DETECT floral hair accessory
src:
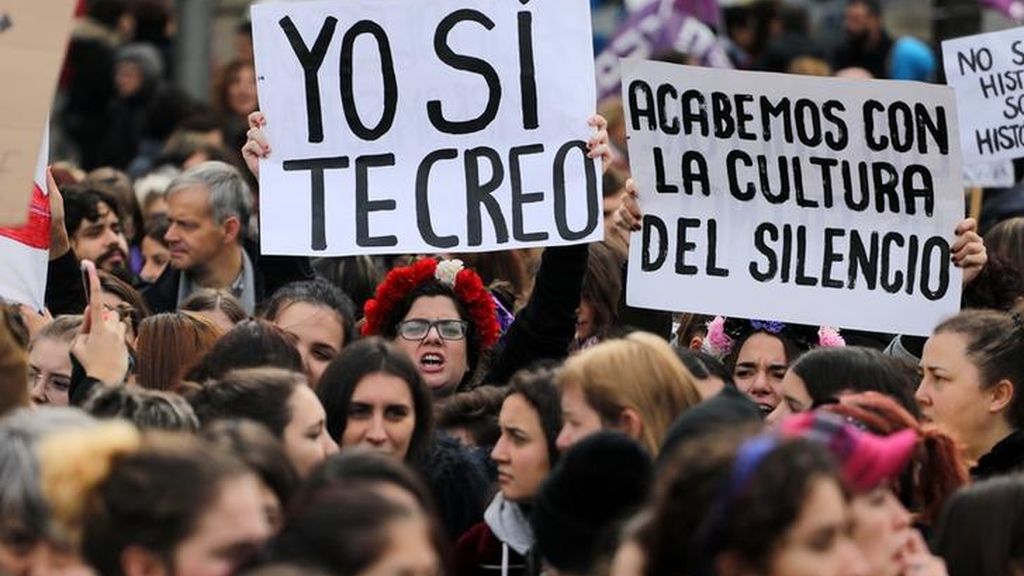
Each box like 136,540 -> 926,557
435,259 -> 463,287
702,316 -> 845,359
362,257 -> 500,350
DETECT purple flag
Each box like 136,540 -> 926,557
596,0 -> 732,102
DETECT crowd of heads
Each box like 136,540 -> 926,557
4,1 -> 1024,576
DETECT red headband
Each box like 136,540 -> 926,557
362,258 -> 500,350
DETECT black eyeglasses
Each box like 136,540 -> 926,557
397,319 -> 469,341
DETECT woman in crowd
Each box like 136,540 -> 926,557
556,331 -> 701,455
985,216 -> 1024,274
703,316 -> 845,415
916,309 -> 1024,478
932,474 -> 1024,576
97,271 -> 150,341
572,241 -> 623,352
268,486 -> 443,576
187,367 -> 338,477
181,288 -> 248,333
213,59 -> 259,152
139,216 -> 171,284
361,257 -> 503,396
300,450 -> 438,518
135,310 -> 221,391
779,412 -> 950,576
83,383 -> 199,432
642,433 -> 868,576
28,316 -> 82,406
318,337 -> 433,463
201,419 -> 300,533
260,279 -> 356,389
674,348 -> 732,399
436,385 -> 506,449
765,346 -> 920,423
186,319 -> 304,382
819,391 -> 968,528
318,337 -> 489,541
454,367 -> 563,576
39,422 -> 273,576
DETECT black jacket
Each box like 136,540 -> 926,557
142,241 -> 314,314
483,243 -> 588,387
971,430 -> 1024,481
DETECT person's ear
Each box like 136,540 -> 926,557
121,545 -> 169,576
989,379 -> 1015,415
221,216 -> 241,243
616,408 -> 644,441
689,336 -> 704,351
715,551 -> 758,576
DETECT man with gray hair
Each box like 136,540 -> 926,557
143,161 -> 312,313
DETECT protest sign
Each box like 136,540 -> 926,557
963,159 -> 1015,187
0,1 -> 75,226
252,0 -> 602,256
943,28 -> 1024,164
622,59 -> 964,336
0,132 -> 50,310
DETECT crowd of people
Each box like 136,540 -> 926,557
3,0 -> 1024,575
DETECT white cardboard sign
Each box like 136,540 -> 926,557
252,0 -> 602,256
622,59 -> 964,336
943,28 -> 1024,165
963,159 -> 1015,187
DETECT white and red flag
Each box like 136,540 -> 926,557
0,133 -> 50,310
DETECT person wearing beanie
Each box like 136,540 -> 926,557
532,432 -> 652,576
657,385 -> 763,468
454,366 -> 562,576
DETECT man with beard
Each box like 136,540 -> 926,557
142,161 -> 312,314
832,0 -> 893,79
62,185 -> 131,276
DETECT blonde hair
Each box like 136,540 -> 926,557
557,332 -> 701,455
37,424 -> 249,575
39,421 -> 141,548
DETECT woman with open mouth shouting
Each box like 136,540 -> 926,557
702,316 -> 846,416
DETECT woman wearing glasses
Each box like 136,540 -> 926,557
28,316 -> 83,406
361,257 -> 501,397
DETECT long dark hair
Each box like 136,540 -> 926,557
185,319 -> 303,383
790,346 -> 920,416
187,368 -> 304,437
269,486 -> 434,575
506,364 -> 563,465
260,279 -> 357,348
317,338 -> 434,464
644,434 -> 840,576
933,475 -> 1024,576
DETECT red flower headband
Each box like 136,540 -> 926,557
362,258 -> 501,350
